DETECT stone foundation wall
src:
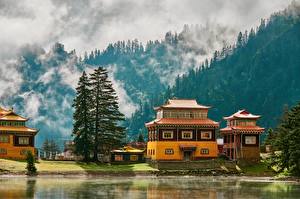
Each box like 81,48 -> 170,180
148,159 -> 236,170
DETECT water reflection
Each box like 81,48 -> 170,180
0,177 -> 299,199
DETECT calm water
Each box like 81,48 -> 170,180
0,176 -> 299,199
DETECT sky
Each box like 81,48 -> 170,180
0,0 -> 293,59
0,0 -> 296,132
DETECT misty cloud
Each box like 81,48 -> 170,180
0,0 -> 296,143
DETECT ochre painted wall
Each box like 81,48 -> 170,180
147,141 -> 218,161
0,135 -> 35,159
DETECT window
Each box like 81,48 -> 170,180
201,148 -> 209,154
130,155 -> 138,161
188,112 -> 193,118
0,148 -> 7,154
201,131 -> 212,140
182,131 -> 193,139
245,136 -> 257,145
0,135 -> 9,143
18,137 -> 29,145
162,131 -> 173,139
20,149 -> 31,156
115,155 -> 123,161
165,148 -> 174,155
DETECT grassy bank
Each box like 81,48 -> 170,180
0,159 -> 157,175
0,158 -> 283,177
238,161 -> 276,177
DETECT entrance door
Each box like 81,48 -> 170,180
184,151 -> 191,161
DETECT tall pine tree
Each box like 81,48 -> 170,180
89,67 -> 125,161
273,102 -> 300,175
72,71 -> 93,162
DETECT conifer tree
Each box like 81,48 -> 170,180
138,133 -> 145,143
72,71 -> 93,162
42,139 -> 50,157
89,67 -> 125,161
26,151 -> 37,176
273,102 -> 300,175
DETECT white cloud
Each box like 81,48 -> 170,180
37,68 -> 56,84
107,65 -> 138,117
0,59 -> 23,99
57,55 -> 82,89
0,0 -> 293,59
19,91 -> 42,120
0,0 -> 294,97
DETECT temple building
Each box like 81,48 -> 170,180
0,107 -> 38,159
220,110 -> 264,162
146,99 -> 219,161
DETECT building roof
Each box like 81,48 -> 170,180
0,112 -> 28,121
155,99 -> 210,110
0,107 -> 10,115
220,126 -> 264,134
223,109 -> 261,120
111,146 -> 145,153
0,107 -> 28,121
145,118 -> 219,127
0,126 -> 38,134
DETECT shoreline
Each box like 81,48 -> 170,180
1,170 -> 299,182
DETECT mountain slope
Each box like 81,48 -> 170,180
128,8 -> 300,140
2,25 -> 230,147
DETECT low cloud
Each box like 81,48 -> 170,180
19,91 -> 42,120
107,65 -> 138,117
0,59 -> 23,99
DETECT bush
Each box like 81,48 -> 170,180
217,153 -> 229,160
26,151 -> 37,175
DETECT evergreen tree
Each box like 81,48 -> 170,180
137,133 -> 145,143
273,102 -> 300,175
236,32 -> 243,48
264,128 -> 276,146
42,139 -> 60,159
49,139 -> 60,154
72,71 -> 93,162
42,139 -> 50,157
26,151 -> 37,175
89,67 -> 125,161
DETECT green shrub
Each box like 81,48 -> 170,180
26,151 -> 37,175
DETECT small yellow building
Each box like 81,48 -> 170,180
146,99 -> 219,161
0,107 -> 38,159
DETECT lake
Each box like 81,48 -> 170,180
0,176 -> 299,199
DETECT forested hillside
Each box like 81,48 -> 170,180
83,24 -> 232,106
5,3 -> 300,145
7,24 -> 227,146
127,6 -> 300,140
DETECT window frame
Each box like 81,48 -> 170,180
18,137 -> 30,145
244,135 -> 257,145
0,135 -> 9,143
200,131 -> 212,140
200,131 -> 213,140
200,148 -> 209,155
20,149 -> 31,156
114,155 -> 123,161
165,148 -> 174,155
162,131 -> 174,139
181,131 -> 193,139
0,148 -> 7,154
130,155 -> 138,161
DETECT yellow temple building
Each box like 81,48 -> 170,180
146,99 -> 219,161
0,107 -> 38,159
